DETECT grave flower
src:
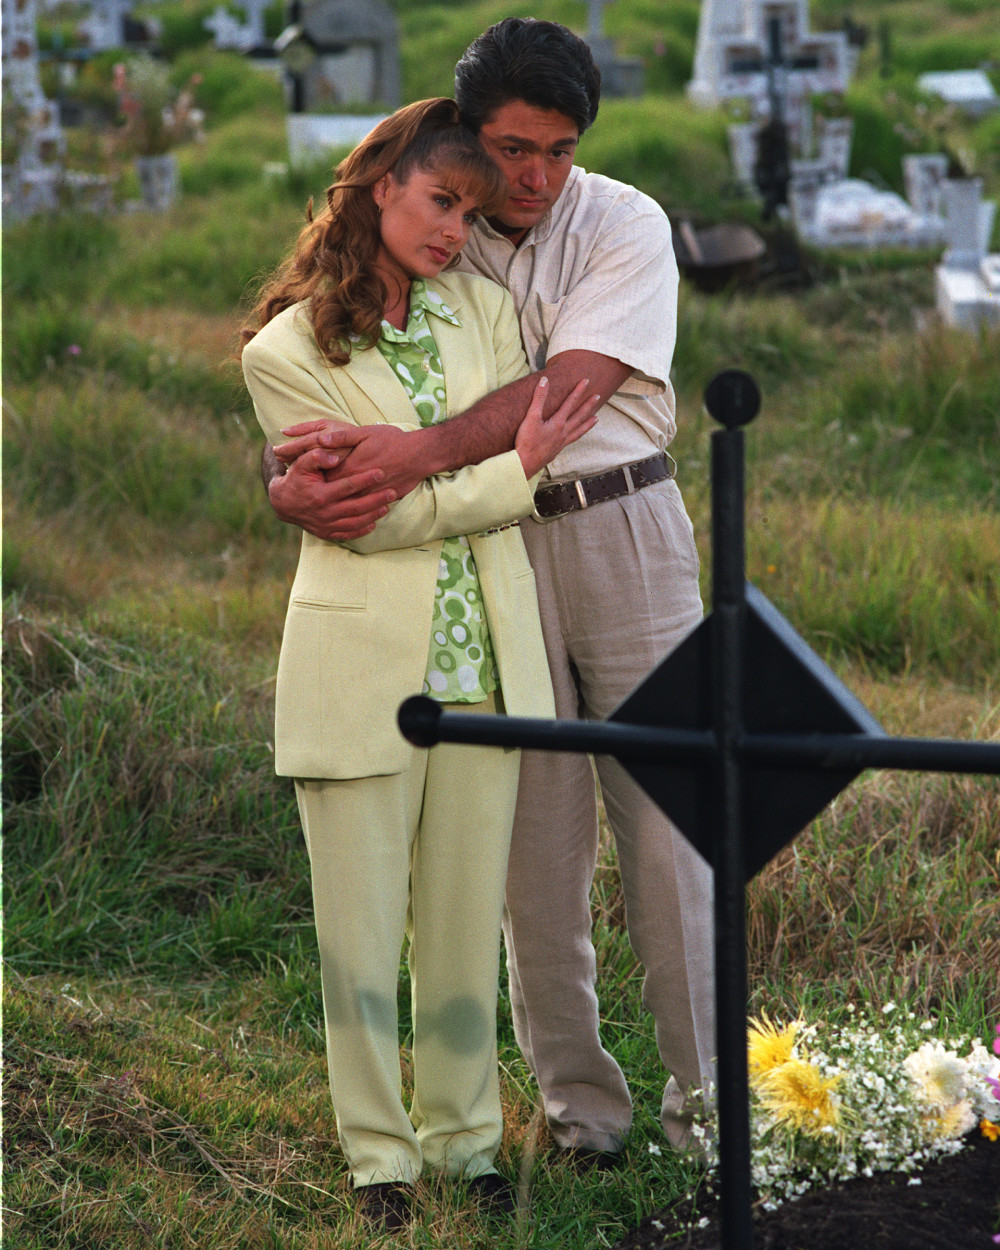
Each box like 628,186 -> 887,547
748,1014 -> 798,1077
693,1008 -> 1000,1208
756,1058 -> 842,1136
113,56 -> 203,158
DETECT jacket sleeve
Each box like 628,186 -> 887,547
243,337 -> 536,554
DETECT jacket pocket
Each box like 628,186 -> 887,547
289,551 -> 368,610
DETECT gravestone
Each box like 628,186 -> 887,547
277,0 -> 400,113
78,0 -> 133,52
688,0 -> 854,209
918,69 -> 999,119
934,177 -> 1000,329
584,0 -> 644,99
688,0 -> 850,136
276,0 -> 399,167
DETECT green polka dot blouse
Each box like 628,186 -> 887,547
376,281 -> 499,704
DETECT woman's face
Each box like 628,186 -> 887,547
372,165 -> 481,287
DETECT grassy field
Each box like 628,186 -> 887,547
4,1 -> 1000,1246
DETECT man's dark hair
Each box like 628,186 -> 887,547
455,18 -> 601,135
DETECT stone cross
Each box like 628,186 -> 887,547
204,0 -> 268,52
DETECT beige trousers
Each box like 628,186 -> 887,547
506,478 -> 716,1152
295,692 -> 520,1187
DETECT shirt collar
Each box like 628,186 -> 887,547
379,279 -> 461,342
474,166 -> 580,250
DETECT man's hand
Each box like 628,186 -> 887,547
274,420 -> 437,500
268,445 -> 397,543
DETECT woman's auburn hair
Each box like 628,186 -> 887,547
244,98 -> 507,367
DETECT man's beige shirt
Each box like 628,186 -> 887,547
457,164 -> 680,481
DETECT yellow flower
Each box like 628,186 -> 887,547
748,1015 -> 798,1078
981,1119 -> 1000,1141
757,1058 -> 842,1137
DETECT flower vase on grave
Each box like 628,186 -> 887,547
135,152 -> 179,211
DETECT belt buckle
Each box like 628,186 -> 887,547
531,483 -> 575,523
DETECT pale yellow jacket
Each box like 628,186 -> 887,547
242,271 -> 555,779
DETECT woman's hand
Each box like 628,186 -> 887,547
514,377 -> 602,479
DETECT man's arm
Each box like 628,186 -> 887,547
266,349 -> 632,538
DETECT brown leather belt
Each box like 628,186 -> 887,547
532,451 -> 676,522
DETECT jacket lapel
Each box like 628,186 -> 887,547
339,344 -> 413,426
337,278 -> 471,424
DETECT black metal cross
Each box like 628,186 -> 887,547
398,370 -> 1000,1250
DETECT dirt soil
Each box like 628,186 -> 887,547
613,1132 -> 999,1250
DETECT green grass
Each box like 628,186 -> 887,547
5,5 -> 1000,1246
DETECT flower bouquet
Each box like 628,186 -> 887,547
112,56 -> 204,159
691,1007 -> 1000,1209
112,56 -> 203,210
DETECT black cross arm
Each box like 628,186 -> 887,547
397,696 -> 716,763
398,696 -> 1000,777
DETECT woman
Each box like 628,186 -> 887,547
241,99 -> 598,1231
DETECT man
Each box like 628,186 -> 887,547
264,18 -> 715,1164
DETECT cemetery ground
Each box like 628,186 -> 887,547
4,10 -> 1000,1247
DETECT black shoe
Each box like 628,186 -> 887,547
560,1146 -> 624,1174
355,1182 -> 412,1232
467,1171 -> 517,1217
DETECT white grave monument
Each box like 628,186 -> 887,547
78,0 -> 133,52
688,0 -> 850,129
276,0 -> 400,168
918,70 -> 999,119
204,0 -> 269,53
2,0 -> 66,215
934,178 -> 999,329
3,0 -> 115,217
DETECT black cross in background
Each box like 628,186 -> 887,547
399,370 -> 1000,1250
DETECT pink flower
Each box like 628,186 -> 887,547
993,1023 -> 1000,1058
66,344 -> 81,356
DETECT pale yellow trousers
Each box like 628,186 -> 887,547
294,692 -> 520,1188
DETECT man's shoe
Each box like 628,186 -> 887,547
467,1171 -> 517,1217
560,1146 -> 624,1174
355,1182 -> 412,1232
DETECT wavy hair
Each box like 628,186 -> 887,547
244,98 -> 507,366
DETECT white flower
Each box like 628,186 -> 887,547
647,1142 -> 661,1156
903,1042 -> 968,1110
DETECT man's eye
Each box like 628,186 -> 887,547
463,211 -> 479,225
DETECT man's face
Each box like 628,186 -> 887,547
476,100 -> 579,241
